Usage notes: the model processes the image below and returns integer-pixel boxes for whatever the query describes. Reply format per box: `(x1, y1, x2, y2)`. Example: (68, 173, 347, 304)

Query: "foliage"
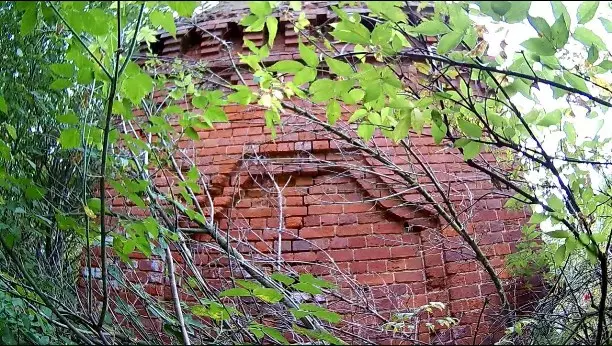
(0, 0, 611, 345)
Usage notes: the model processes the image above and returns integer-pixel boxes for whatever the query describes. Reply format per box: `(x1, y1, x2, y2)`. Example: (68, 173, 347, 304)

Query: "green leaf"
(269, 60, 304, 73)
(325, 57, 353, 77)
(366, 1, 407, 22)
(504, 2, 531, 23)
(547, 195, 564, 212)
(314, 310, 343, 324)
(260, 326, 289, 344)
(299, 42, 319, 67)
(411, 20, 450, 35)
(343, 88, 365, 104)
(587, 44, 599, 64)
(491, 1, 511, 16)
(462, 141, 481, 160)
(458, 119, 482, 138)
(550, 14, 569, 48)
(358, 123, 375, 141)
(84, 8, 111, 36)
(330, 21, 371, 45)
(185, 127, 199, 140)
(4, 124, 16, 140)
(249, 1, 273, 16)
(349, 109, 368, 123)
(289, 1, 302, 11)
(59, 128, 81, 149)
(597, 59, 612, 71)
(271, 272, 296, 286)
(577, 1, 599, 24)
(150, 10, 177, 37)
(436, 31, 464, 54)
(0, 140, 11, 160)
(521, 38, 556, 56)
(547, 230, 571, 238)
(536, 110, 562, 126)
(168, 1, 199, 17)
(50, 63, 75, 78)
(266, 16, 278, 46)
(50, 79, 72, 90)
(527, 15, 552, 39)
(327, 99, 341, 125)
(292, 282, 322, 295)
(87, 198, 102, 213)
(21, 7, 37, 36)
(600, 17, 612, 33)
(25, 186, 46, 200)
(192, 95, 208, 109)
(293, 66, 317, 86)
(551, 1, 571, 28)
(220, 287, 251, 297)
(564, 122, 577, 144)
(431, 121, 447, 144)
(364, 83, 382, 103)
(253, 287, 283, 303)
(554, 244, 566, 266)
(236, 279, 262, 291)
(529, 212, 547, 224)
(573, 26, 606, 50)
(0, 96, 6, 114)
(57, 112, 79, 125)
(371, 23, 392, 45)
(204, 107, 228, 123)
(563, 72, 589, 93)
(392, 113, 411, 142)
(121, 62, 154, 104)
(228, 86, 255, 105)
(299, 273, 336, 288)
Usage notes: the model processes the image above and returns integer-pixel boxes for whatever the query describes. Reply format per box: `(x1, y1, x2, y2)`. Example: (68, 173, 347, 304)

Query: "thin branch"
(96, 0, 122, 330)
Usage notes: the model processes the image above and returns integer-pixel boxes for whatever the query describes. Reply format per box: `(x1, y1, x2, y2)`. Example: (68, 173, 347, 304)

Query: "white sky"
(474, 1, 612, 142)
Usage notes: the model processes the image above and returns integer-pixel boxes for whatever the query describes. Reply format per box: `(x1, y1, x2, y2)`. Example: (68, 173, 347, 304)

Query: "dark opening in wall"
(150, 35, 166, 56)
(360, 16, 376, 31)
(223, 22, 243, 50)
(180, 28, 204, 56)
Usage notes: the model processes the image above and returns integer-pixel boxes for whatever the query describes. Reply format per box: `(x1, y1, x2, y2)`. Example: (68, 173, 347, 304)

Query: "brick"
(329, 237, 348, 249)
(390, 245, 419, 258)
(356, 273, 395, 286)
(375, 222, 405, 234)
(395, 270, 424, 283)
(312, 140, 329, 150)
(347, 236, 367, 248)
(308, 205, 343, 215)
(240, 207, 272, 218)
(285, 207, 308, 216)
(350, 261, 368, 274)
(338, 214, 358, 225)
(449, 285, 480, 300)
(285, 217, 303, 228)
(328, 249, 354, 262)
(354, 247, 391, 260)
(367, 260, 387, 272)
(299, 226, 335, 238)
(337, 224, 372, 237)
(138, 260, 164, 272)
(494, 243, 511, 255)
(293, 240, 314, 252)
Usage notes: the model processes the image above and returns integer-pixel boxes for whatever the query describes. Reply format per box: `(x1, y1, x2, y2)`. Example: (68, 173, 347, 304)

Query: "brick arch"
(194, 150, 440, 234)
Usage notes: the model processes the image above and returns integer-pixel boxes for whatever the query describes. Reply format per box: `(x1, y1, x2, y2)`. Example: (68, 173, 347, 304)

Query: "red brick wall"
(82, 4, 534, 344)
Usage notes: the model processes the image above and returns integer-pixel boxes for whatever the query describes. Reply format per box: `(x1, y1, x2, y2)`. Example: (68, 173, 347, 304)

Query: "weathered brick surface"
(83, 3, 532, 344)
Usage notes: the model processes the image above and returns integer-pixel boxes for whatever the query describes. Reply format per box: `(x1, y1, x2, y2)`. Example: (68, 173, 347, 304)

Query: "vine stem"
(165, 246, 191, 345)
(96, 0, 121, 330)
